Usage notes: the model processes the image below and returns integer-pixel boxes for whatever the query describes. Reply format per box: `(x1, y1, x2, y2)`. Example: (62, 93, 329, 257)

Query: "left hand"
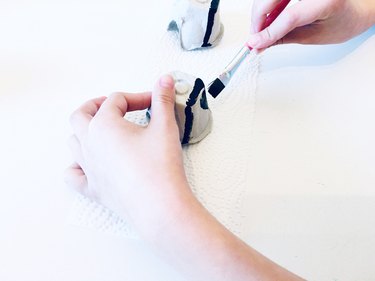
(65, 75, 305, 281)
(65, 75, 193, 238)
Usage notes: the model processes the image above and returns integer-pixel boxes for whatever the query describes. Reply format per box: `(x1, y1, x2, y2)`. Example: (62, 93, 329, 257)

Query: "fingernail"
(159, 75, 175, 90)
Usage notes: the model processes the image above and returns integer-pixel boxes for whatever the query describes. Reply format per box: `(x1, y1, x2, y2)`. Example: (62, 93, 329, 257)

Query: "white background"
(1, 0, 374, 280)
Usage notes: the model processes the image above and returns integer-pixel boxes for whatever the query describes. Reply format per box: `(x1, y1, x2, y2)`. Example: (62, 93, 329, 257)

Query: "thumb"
(150, 75, 176, 126)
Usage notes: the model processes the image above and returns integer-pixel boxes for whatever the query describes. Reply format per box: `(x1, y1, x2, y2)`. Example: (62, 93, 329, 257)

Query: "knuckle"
(108, 91, 122, 100)
(283, 10, 299, 28)
(89, 114, 113, 136)
(89, 115, 105, 131)
(156, 92, 175, 106)
(259, 29, 274, 45)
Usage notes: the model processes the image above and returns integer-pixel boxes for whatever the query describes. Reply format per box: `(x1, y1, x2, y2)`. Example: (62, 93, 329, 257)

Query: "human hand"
(65, 75, 193, 238)
(65, 76, 305, 281)
(248, 0, 375, 49)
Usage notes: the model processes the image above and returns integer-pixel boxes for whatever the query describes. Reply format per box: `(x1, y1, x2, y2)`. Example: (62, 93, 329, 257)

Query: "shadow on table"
(261, 26, 375, 71)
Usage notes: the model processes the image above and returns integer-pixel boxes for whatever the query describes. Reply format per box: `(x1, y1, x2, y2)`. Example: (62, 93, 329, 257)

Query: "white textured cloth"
(68, 0, 260, 239)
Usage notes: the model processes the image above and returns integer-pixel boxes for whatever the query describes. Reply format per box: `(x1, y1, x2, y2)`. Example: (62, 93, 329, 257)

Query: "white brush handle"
(219, 46, 251, 86)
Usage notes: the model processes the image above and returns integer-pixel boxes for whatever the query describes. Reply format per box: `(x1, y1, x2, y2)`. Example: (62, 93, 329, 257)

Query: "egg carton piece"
(168, 0, 224, 50)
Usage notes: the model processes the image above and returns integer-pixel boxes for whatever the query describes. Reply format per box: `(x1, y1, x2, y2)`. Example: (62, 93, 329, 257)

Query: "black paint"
(182, 78, 206, 145)
(202, 0, 220, 48)
(207, 78, 225, 98)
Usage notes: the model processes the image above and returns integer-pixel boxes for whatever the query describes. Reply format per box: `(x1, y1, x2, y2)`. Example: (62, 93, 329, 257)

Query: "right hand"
(248, 0, 375, 49)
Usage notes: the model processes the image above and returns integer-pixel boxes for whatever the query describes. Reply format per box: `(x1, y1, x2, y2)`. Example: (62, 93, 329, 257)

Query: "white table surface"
(1, 1, 374, 280)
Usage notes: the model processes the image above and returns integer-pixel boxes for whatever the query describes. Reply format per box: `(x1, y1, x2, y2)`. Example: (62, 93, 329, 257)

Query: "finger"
(248, 0, 324, 49)
(149, 75, 177, 127)
(282, 22, 349, 45)
(67, 135, 85, 169)
(251, 0, 282, 33)
(64, 163, 88, 192)
(282, 23, 321, 44)
(70, 96, 107, 140)
(96, 91, 151, 119)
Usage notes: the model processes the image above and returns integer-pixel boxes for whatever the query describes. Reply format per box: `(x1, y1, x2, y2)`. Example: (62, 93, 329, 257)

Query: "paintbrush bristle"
(207, 78, 225, 98)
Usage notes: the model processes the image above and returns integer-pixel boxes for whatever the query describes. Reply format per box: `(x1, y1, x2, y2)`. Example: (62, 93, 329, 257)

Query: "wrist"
(148, 184, 202, 241)
(121, 179, 196, 240)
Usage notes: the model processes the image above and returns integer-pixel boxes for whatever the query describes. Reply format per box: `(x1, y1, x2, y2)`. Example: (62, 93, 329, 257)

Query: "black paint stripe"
(202, 0, 220, 48)
(182, 78, 206, 145)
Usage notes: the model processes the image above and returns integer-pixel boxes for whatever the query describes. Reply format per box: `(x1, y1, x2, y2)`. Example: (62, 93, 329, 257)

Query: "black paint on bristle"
(207, 78, 225, 98)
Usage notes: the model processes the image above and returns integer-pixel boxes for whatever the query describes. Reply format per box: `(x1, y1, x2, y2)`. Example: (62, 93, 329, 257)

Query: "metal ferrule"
(219, 45, 251, 86)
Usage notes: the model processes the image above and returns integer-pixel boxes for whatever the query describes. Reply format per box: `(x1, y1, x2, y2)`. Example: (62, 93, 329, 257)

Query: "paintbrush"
(207, 0, 291, 98)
